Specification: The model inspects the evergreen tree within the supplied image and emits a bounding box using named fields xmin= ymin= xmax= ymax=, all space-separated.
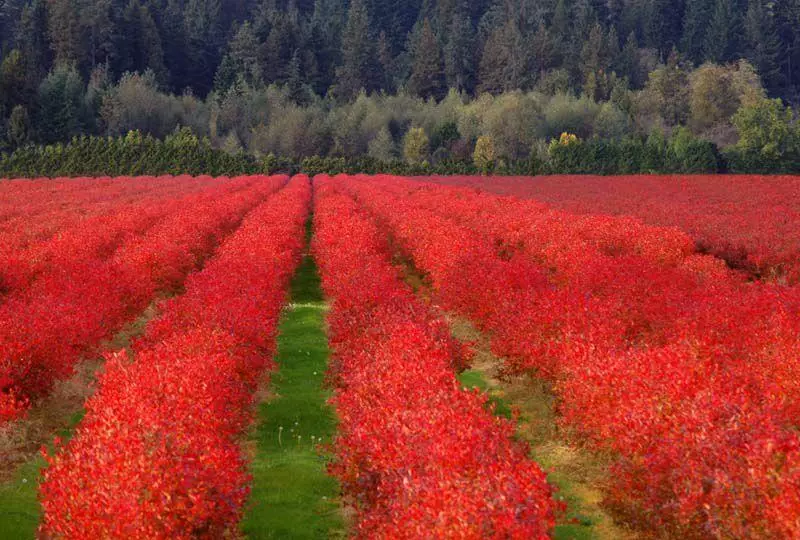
xmin=306 ymin=0 xmax=341 ymax=94
xmin=645 ymin=0 xmax=685 ymax=57
xmin=581 ymin=22 xmax=611 ymax=100
xmin=408 ymin=18 xmax=446 ymax=100
xmin=161 ymin=0 xmax=189 ymax=91
xmin=774 ymin=0 xmax=800 ymax=94
xmin=377 ymin=31 xmax=396 ymax=92
xmin=443 ymin=8 xmax=476 ymax=93
xmin=80 ymin=0 xmax=114 ymax=70
xmin=35 ymin=64 xmax=87 ymax=143
xmin=216 ymin=21 xmax=262 ymax=90
xmin=744 ymin=0 xmax=783 ymax=92
xmin=529 ymin=22 xmax=555 ymax=78
xmin=183 ymin=0 xmax=223 ymax=96
xmin=681 ymin=0 xmax=714 ymax=63
xmin=118 ymin=0 xmax=166 ymax=84
xmin=479 ymin=20 xmax=528 ymax=94
xmin=551 ymin=0 xmax=569 ymax=39
xmin=618 ymin=31 xmax=642 ymax=87
xmin=47 ymin=0 xmax=84 ymax=67
xmin=15 ymin=0 xmax=51 ymax=90
xmin=334 ymin=0 xmax=379 ymax=100
xmin=0 ymin=50 xmax=28 ymax=114
xmin=704 ymin=0 xmax=739 ymax=62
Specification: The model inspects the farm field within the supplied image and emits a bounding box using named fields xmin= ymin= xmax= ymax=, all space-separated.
xmin=0 ymin=173 xmax=799 ymax=538
xmin=429 ymin=175 xmax=800 ymax=284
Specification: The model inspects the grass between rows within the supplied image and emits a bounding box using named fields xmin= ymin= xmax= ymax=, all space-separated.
xmin=0 ymin=413 xmax=81 ymax=539
xmin=458 ymin=365 xmax=626 ymax=540
xmin=241 ymin=240 xmax=344 ymax=538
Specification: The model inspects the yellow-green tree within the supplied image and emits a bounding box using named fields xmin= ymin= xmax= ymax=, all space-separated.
xmin=473 ymin=135 xmax=496 ymax=173
xmin=403 ymin=127 xmax=429 ymax=164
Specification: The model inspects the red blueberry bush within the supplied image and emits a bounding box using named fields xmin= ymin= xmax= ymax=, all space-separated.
xmin=313 ymin=176 xmax=559 ymax=539
xmin=339 ymin=174 xmax=800 ymax=537
xmin=431 ymin=174 xmax=800 ymax=284
xmin=38 ymin=176 xmax=310 ymax=538
xmin=0 ymin=175 xmax=284 ymax=421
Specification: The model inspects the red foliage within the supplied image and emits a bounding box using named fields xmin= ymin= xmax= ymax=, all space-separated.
xmin=0 ymin=175 xmax=285 ymax=421
xmin=0 ymin=175 xmax=217 ymax=295
xmin=431 ymin=174 xmax=800 ymax=284
xmin=339 ymin=174 xmax=800 ymax=537
xmin=313 ymin=177 xmax=559 ymax=539
xmin=38 ymin=176 xmax=310 ymax=538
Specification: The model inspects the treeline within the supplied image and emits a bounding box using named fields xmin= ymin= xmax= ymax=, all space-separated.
xmin=2 ymin=0 xmax=800 ymax=103
xmin=3 ymin=110 xmax=798 ymax=179
xmin=3 ymin=0 xmax=800 ymax=174
xmin=3 ymin=55 xmax=800 ymax=177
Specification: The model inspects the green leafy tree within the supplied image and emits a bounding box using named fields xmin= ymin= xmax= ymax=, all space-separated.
xmin=641 ymin=50 xmax=690 ymax=127
xmin=733 ymin=98 xmax=797 ymax=159
xmin=7 ymin=105 xmax=32 ymax=147
xmin=0 ymin=50 xmax=27 ymax=114
xmin=367 ymin=126 xmax=396 ymax=162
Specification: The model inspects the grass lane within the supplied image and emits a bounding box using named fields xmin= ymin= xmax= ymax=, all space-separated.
xmin=242 ymin=244 xmax=344 ymax=539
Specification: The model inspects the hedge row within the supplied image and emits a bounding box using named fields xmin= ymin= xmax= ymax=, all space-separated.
xmin=2 ymin=131 xmax=798 ymax=178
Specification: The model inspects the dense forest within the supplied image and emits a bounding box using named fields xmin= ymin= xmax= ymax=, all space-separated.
xmin=1 ymin=0 xmax=800 ymax=172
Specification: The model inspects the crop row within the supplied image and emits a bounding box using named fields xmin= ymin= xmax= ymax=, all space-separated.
xmin=38 ymin=176 xmax=310 ymax=538
xmin=0 ymin=176 xmax=283 ymax=421
xmin=312 ymin=176 xmax=558 ymax=539
xmin=341 ymin=175 xmax=800 ymax=538
xmin=0 ymin=175 xmax=221 ymax=298
xmin=431 ymin=174 xmax=800 ymax=284
xmin=0 ymin=176 xmax=183 ymax=255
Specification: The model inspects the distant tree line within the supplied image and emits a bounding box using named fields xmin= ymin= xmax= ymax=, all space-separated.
xmin=1 ymin=0 xmax=800 ymax=174
xmin=3 ymin=98 xmax=799 ymax=178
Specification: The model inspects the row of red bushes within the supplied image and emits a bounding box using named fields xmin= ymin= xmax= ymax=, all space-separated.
xmin=0 ymin=175 xmax=283 ymax=421
xmin=0 ymin=175 xmax=181 ymax=293
xmin=0 ymin=175 xmax=219 ymax=296
xmin=432 ymin=174 xmax=800 ymax=284
xmin=342 ymin=174 xmax=800 ymax=538
xmin=312 ymin=176 xmax=559 ymax=539
xmin=38 ymin=176 xmax=310 ymax=538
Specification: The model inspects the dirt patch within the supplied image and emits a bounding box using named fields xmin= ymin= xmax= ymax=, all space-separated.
xmin=0 ymin=302 xmax=159 ymax=481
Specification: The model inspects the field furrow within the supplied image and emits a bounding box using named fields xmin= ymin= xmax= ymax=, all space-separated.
xmin=313 ymin=177 xmax=559 ymax=538
xmin=339 ymin=174 xmax=800 ymax=538
xmin=39 ymin=176 xmax=310 ymax=538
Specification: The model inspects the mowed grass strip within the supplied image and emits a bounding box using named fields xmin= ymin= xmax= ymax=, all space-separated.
xmin=0 ymin=413 xmax=81 ymax=539
xmin=242 ymin=247 xmax=344 ymax=539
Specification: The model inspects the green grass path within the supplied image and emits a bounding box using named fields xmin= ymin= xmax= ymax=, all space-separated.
xmin=241 ymin=247 xmax=344 ymax=539
xmin=458 ymin=369 xmax=605 ymax=540
xmin=0 ymin=411 xmax=83 ymax=539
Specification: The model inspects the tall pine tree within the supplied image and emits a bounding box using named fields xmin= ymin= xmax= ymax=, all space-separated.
xmin=333 ymin=0 xmax=380 ymax=100
xmin=744 ymin=0 xmax=783 ymax=93
xmin=408 ymin=18 xmax=446 ymax=99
